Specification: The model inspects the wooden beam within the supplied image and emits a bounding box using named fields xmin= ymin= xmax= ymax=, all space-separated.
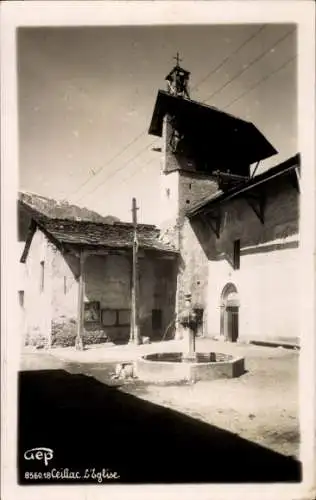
xmin=63 ymin=246 xmax=129 ymax=258
xmin=75 ymin=250 xmax=86 ymax=350
xmin=129 ymin=198 xmax=141 ymax=345
xmin=200 ymin=210 xmax=221 ymax=239
xmin=244 ymin=192 xmax=266 ymax=225
xmin=288 ymin=167 xmax=300 ymax=193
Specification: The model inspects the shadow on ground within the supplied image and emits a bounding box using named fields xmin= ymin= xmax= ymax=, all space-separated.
xmin=18 ymin=369 xmax=301 ymax=484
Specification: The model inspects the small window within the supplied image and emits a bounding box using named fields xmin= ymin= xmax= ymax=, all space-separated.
xmin=64 ymin=276 xmax=67 ymax=295
xmin=166 ymin=188 xmax=170 ymax=198
xmin=233 ymin=240 xmax=240 ymax=270
xmin=40 ymin=261 xmax=45 ymax=292
xmin=19 ymin=291 xmax=24 ymax=308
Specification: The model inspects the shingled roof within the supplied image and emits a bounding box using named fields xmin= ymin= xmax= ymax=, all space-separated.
xmin=21 ymin=217 xmax=178 ymax=262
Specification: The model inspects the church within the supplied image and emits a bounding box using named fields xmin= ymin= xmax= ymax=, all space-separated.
xmin=148 ymin=57 xmax=300 ymax=345
xmin=19 ymin=58 xmax=300 ymax=347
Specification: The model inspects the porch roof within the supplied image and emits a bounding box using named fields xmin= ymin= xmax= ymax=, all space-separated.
xmin=21 ymin=217 xmax=178 ymax=262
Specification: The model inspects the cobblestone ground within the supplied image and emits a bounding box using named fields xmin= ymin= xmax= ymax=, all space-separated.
xmin=20 ymin=341 xmax=299 ymax=459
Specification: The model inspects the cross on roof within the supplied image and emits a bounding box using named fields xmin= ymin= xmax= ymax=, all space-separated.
xmin=173 ymin=52 xmax=182 ymax=66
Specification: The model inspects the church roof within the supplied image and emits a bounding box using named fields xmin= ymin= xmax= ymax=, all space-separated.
xmin=186 ymin=153 xmax=300 ymax=218
xmin=148 ymin=90 xmax=277 ymax=166
xmin=20 ymin=217 xmax=178 ymax=262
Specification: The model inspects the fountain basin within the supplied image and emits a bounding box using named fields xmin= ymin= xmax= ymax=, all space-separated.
xmin=134 ymin=352 xmax=245 ymax=383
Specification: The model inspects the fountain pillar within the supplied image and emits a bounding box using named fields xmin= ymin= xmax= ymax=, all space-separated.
xmin=179 ymin=293 xmax=198 ymax=362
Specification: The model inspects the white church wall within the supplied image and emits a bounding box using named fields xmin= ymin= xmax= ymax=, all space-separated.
xmin=207 ymin=236 xmax=299 ymax=341
xmin=204 ymin=175 xmax=299 ymax=342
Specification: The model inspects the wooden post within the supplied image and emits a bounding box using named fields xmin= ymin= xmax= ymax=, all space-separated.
xmin=129 ymin=198 xmax=141 ymax=345
xmin=75 ymin=250 xmax=85 ymax=350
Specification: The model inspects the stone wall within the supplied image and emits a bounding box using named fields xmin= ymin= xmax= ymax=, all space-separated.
xmin=158 ymin=115 xmax=220 ymax=335
xmin=158 ymin=115 xmax=218 ymax=250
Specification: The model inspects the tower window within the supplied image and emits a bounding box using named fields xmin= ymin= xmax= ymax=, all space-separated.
xmin=64 ymin=276 xmax=67 ymax=295
xmin=40 ymin=261 xmax=45 ymax=292
xmin=166 ymin=188 xmax=170 ymax=198
xmin=233 ymin=240 xmax=240 ymax=270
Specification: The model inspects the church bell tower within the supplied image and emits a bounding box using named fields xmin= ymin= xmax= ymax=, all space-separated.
xmin=148 ymin=55 xmax=277 ymax=245
xmin=165 ymin=52 xmax=191 ymax=100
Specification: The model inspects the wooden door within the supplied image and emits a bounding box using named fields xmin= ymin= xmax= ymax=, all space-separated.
xmin=226 ymin=306 xmax=239 ymax=342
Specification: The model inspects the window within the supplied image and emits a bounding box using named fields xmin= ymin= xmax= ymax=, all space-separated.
xmin=101 ymin=309 xmax=117 ymax=326
xmin=64 ymin=276 xmax=67 ymax=295
xmin=233 ymin=240 xmax=240 ymax=270
xmin=40 ymin=261 xmax=45 ymax=292
xmin=18 ymin=291 xmax=24 ymax=308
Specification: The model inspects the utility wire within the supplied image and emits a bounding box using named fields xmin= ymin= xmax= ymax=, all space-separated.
xmin=191 ymin=25 xmax=266 ymax=93
xmin=76 ymin=138 xmax=158 ymax=202
xmin=70 ymin=27 xmax=267 ymax=203
xmin=223 ymin=55 xmax=296 ymax=110
xmin=94 ymin=54 xmax=296 ymax=211
xmin=202 ymin=28 xmax=295 ymax=104
xmin=71 ymin=27 xmax=293 ymax=205
xmin=94 ymin=155 xmax=158 ymax=210
xmin=111 ymin=153 xmax=158 ymax=188
xmin=71 ymin=128 xmax=147 ymax=201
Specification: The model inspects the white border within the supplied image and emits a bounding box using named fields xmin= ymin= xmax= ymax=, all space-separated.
xmin=1 ymin=2 xmax=315 ymax=500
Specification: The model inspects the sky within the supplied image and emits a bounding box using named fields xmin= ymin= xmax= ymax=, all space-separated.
xmin=17 ymin=23 xmax=297 ymax=224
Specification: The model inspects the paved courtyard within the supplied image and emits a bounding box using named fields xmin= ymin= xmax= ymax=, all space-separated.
xmin=20 ymin=338 xmax=300 ymax=461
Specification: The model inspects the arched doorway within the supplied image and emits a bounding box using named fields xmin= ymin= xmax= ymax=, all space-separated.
xmin=220 ymin=283 xmax=239 ymax=342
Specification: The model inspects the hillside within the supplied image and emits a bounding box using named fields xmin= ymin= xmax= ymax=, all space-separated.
xmin=19 ymin=191 xmax=120 ymax=224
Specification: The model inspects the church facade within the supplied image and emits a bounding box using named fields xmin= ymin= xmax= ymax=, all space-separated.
xmin=149 ymin=60 xmax=300 ymax=345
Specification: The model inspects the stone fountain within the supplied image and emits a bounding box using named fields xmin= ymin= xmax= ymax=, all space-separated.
xmin=135 ymin=294 xmax=245 ymax=384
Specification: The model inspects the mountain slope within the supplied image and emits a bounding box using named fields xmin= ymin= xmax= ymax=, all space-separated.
xmin=19 ymin=191 xmax=120 ymax=224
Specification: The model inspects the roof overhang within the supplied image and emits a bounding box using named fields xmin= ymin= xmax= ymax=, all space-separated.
xmin=148 ymin=90 xmax=278 ymax=166
xmin=186 ymin=153 xmax=300 ymax=218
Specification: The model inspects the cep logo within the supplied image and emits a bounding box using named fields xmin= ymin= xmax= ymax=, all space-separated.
xmin=24 ymin=447 xmax=54 ymax=466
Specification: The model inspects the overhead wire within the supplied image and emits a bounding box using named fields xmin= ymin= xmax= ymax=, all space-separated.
xmin=202 ymin=28 xmax=295 ymax=104
xmin=71 ymin=26 xmax=295 ymax=205
xmin=70 ymin=128 xmax=148 ymax=201
xmin=113 ymin=56 xmax=297 ymax=198
xmin=76 ymin=138 xmax=158 ymax=203
xmin=190 ymin=25 xmax=266 ymax=93
xmin=93 ymin=155 xmax=158 ymax=210
xmin=70 ymin=26 xmax=268 ymax=203
xmin=223 ymin=55 xmax=296 ymax=110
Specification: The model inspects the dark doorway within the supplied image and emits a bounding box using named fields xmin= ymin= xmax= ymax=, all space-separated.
xmin=152 ymin=309 xmax=163 ymax=339
xmin=220 ymin=283 xmax=239 ymax=342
